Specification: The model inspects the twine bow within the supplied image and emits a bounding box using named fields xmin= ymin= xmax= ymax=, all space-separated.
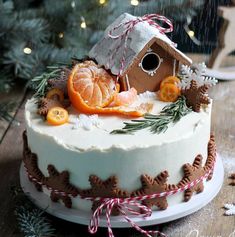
xmin=107 ymin=14 xmax=174 ymax=80
xmin=88 ymin=197 xmax=166 ymax=237
xmin=87 ymin=161 xmax=215 ymax=237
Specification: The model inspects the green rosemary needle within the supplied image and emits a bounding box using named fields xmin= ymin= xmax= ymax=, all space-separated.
xmin=111 ymin=96 xmax=192 ymax=135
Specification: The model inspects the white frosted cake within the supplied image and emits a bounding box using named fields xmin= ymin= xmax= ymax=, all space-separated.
xmin=22 ymin=13 xmax=217 ymax=215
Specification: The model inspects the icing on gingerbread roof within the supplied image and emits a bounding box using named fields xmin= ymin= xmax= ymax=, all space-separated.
xmin=89 ymin=13 xmax=192 ymax=76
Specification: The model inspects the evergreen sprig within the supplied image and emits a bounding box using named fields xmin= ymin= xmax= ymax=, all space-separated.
xmin=30 ymin=66 xmax=62 ymax=98
xmin=111 ymin=96 xmax=192 ymax=135
xmin=16 ymin=206 xmax=55 ymax=237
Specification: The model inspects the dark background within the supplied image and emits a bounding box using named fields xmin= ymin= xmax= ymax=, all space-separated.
xmin=176 ymin=0 xmax=232 ymax=53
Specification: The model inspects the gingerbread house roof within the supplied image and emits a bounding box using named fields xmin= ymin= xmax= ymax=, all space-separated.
xmin=89 ymin=13 xmax=192 ymax=76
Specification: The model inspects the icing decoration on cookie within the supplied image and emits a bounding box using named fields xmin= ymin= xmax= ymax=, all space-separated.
xmin=132 ymin=171 xmax=177 ymax=210
xmin=178 ymin=155 xmax=206 ymax=202
xmin=22 ymin=131 xmax=44 ymax=191
xmin=81 ymin=175 xmax=129 ymax=215
xmin=181 ymin=80 xmax=210 ymax=112
xmin=42 ymin=165 xmax=79 ymax=208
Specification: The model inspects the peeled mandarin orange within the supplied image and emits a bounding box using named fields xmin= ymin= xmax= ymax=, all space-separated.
xmin=159 ymin=83 xmax=180 ymax=102
xmin=46 ymin=88 xmax=64 ymax=102
xmin=47 ymin=107 xmax=69 ymax=126
xmin=113 ymin=87 xmax=137 ymax=106
xmin=160 ymin=76 xmax=181 ymax=90
xmin=69 ymin=61 xmax=118 ymax=108
xmin=68 ymin=62 xmax=146 ymax=117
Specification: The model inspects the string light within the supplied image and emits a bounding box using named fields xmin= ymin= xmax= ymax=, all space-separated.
xmin=80 ymin=17 xmax=86 ymax=29
xmin=130 ymin=0 xmax=139 ymax=6
xmin=99 ymin=0 xmax=106 ymax=5
xmin=58 ymin=32 xmax=64 ymax=38
xmin=187 ymin=30 xmax=195 ymax=38
xmin=23 ymin=47 xmax=32 ymax=54
xmin=71 ymin=1 xmax=75 ymax=8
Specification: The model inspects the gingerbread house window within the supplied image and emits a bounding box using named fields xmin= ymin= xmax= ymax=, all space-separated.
xmin=139 ymin=52 xmax=163 ymax=76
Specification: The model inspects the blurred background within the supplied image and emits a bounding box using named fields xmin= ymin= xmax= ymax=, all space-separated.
xmin=0 ymin=0 xmax=232 ymax=93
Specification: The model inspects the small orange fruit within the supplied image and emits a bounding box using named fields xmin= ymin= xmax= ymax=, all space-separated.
xmin=46 ymin=88 xmax=64 ymax=102
xmin=68 ymin=60 xmax=118 ymax=109
xmin=47 ymin=107 xmax=69 ymax=126
xmin=160 ymin=76 xmax=180 ymax=90
xmin=113 ymin=88 xmax=137 ymax=106
xmin=159 ymin=83 xmax=180 ymax=102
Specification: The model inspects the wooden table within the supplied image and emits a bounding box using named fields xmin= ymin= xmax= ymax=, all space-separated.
xmin=0 ymin=55 xmax=235 ymax=237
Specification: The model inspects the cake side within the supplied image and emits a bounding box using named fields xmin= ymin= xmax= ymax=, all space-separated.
xmin=24 ymin=96 xmax=212 ymax=211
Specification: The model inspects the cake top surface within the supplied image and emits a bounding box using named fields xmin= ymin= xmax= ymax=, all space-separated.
xmin=89 ymin=13 xmax=192 ymax=75
xmin=25 ymin=92 xmax=211 ymax=152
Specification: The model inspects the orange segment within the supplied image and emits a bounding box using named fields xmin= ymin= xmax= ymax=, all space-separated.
xmin=68 ymin=62 xmax=147 ymax=117
xmin=46 ymin=88 xmax=64 ymax=102
xmin=47 ymin=107 xmax=69 ymax=126
xmin=159 ymin=84 xmax=180 ymax=102
xmin=160 ymin=76 xmax=180 ymax=90
xmin=113 ymin=88 xmax=137 ymax=106
xmin=69 ymin=61 xmax=118 ymax=108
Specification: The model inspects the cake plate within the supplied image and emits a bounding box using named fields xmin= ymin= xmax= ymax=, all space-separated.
xmin=19 ymin=155 xmax=224 ymax=228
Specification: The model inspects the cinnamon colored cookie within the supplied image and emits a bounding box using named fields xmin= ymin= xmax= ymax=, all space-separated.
xmin=42 ymin=165 xmax=79 ymax=208
xmin=81 ymin=175 xmax=129 ymax=215
xmin=178 ymin=155 xmax=206 ymax=201
xmin=182 ymin=80 xmax=210 ymax=112
xmin=132 ymin=171 xmax=177 ymax=210
xmin=22 ymin=131 xmax=44 ymax=191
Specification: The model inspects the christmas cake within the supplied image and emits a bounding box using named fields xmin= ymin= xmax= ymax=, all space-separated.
xmin=23 ymin=13 xmax=218 ymax=216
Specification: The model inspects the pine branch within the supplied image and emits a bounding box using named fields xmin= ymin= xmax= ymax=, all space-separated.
xmin=30 ymin=66 xmax=62 ymax=98
xmin=111 ymin=96 xmax=192 ymax=135
xmin=16 ymin=206 xmax=55 ymax=237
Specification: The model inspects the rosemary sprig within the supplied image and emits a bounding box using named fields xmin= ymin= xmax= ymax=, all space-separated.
xmin=30 ymin=66 xmax=62 ymax=98
xmin=111 ymin=96 xmax=192 ymax=135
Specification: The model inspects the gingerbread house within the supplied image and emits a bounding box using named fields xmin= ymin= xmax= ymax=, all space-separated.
xmin=89 ymin=13 xmax=192 ymax=93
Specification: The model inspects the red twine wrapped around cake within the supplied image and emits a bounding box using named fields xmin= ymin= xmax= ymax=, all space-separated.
xmin=107 ymin=13 xmax=174 ymax=80
xmin=24 ymin=155 xmax=216 ymax=237
xmin=87 ymin=161 xmax=215 ymax=237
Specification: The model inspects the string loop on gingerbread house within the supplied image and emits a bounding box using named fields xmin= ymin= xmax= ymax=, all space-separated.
xmin=107 ymin=13 xmax=174 ymax=80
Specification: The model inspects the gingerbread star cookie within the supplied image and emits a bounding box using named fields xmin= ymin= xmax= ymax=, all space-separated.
xmin=132 ymin=171 xmax=177 ymax=210
xmin=178 ymin=155 xmax=206 ymax=201
xmin=22 ymin=131 xmax=44 ymax=191
xmin=182 ymin=80 xmax=210 ymax=112
xmin=42 ymin=165 xmax=79 ymax=208
xmin=204 ymin=134 xmax=216 ymax=181
xmin=81 ymin=175 xmax=129 ymax=215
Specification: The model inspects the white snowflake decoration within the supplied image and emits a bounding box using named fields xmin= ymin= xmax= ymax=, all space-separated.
xmin=72 ymin=114 xmax=102 ymax=131
xmin=179 ymin=62 xmax=218 ymax=89
xmin=224 ymin=203 xmax=235 ymax=216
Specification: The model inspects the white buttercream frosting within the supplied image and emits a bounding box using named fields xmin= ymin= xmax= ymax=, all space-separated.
xmin=25 ymin=94 xmax=212 ymax=212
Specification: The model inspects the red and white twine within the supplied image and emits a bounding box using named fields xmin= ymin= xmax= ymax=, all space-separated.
xmin=107 ymin=14 xmax=174 ymax=81
xmin=24 ymin=158 xmax=215 ymax=237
